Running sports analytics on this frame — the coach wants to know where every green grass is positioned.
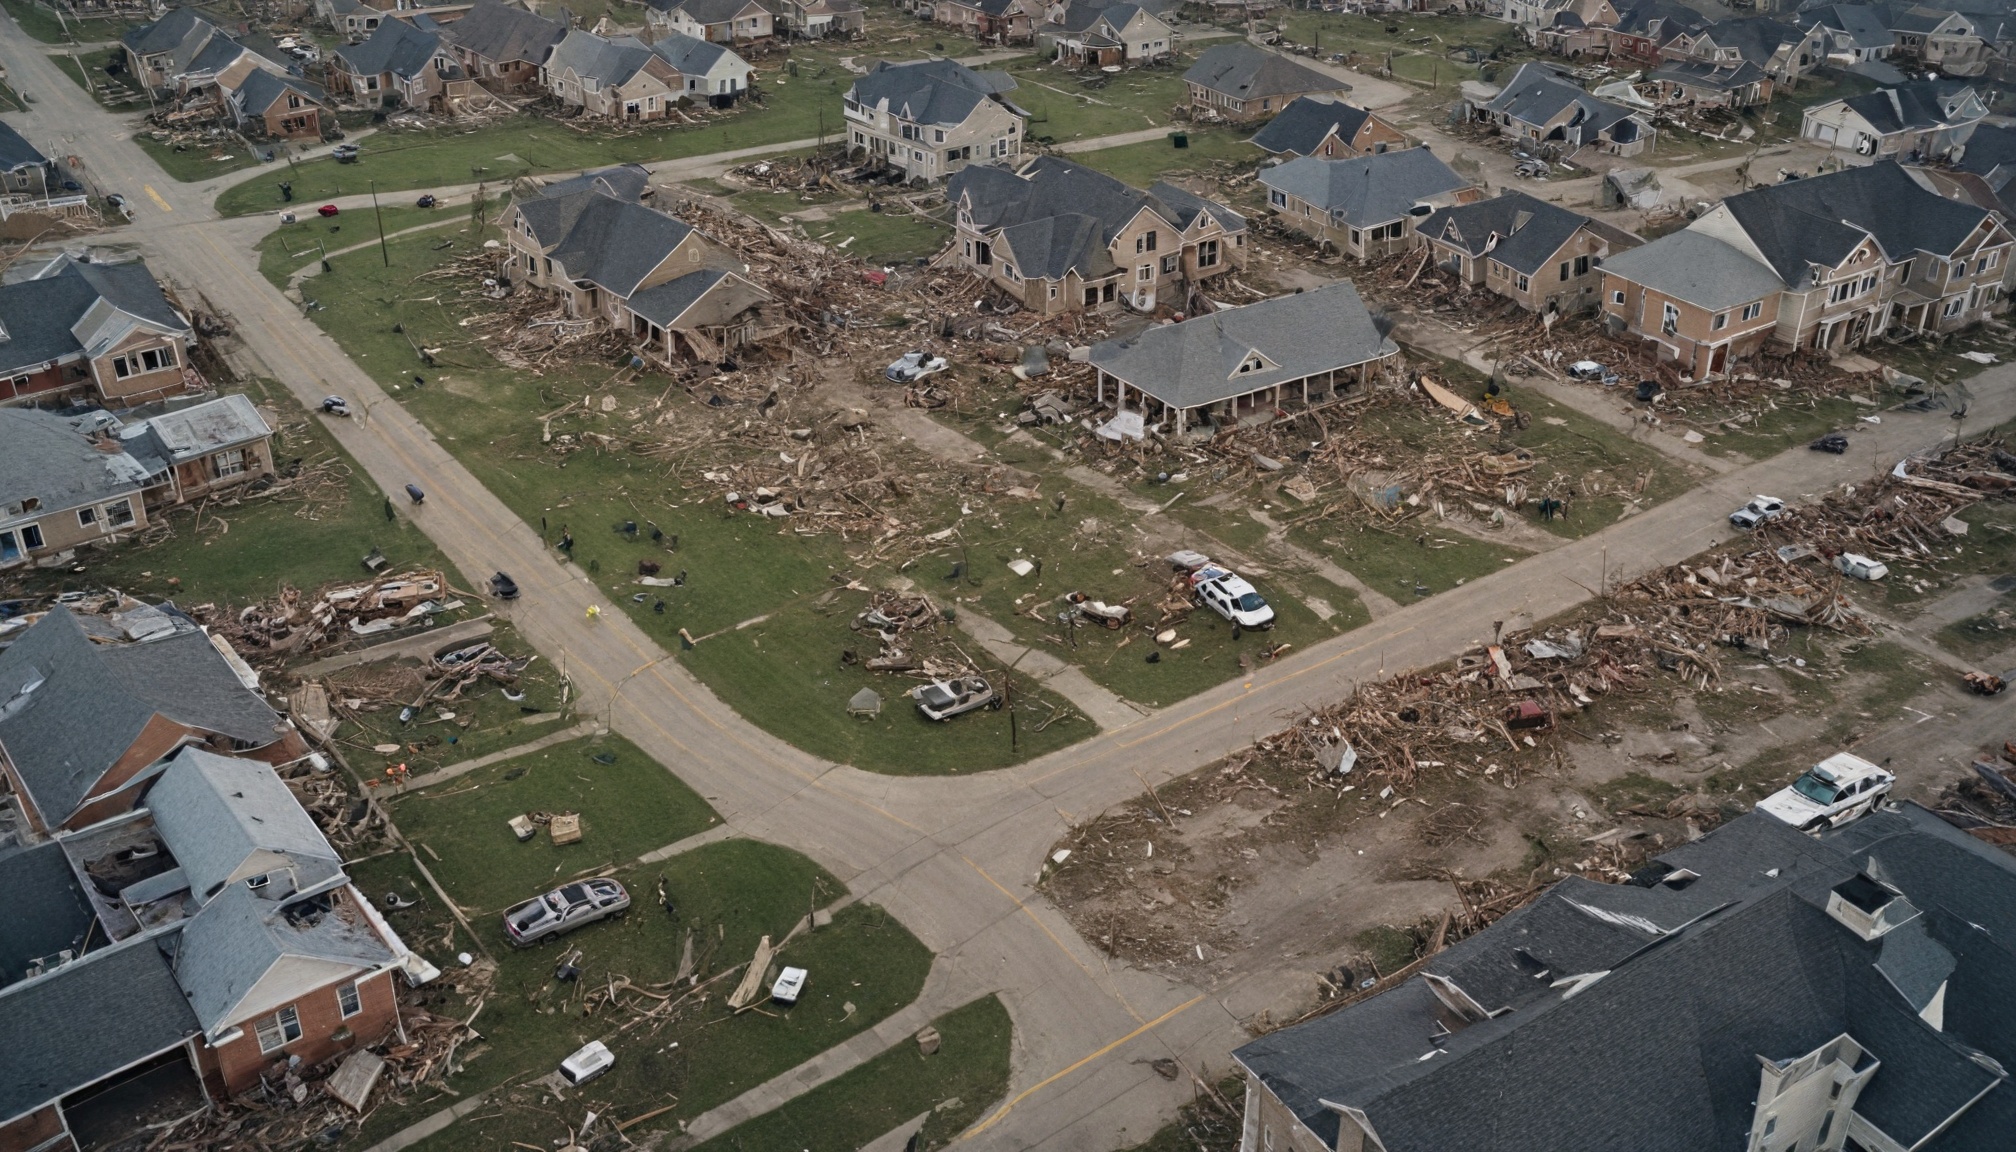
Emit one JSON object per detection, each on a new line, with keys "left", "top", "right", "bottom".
{"left": 692, "top": 995, "right": 1012, "bottom": 1152}
{"left": 1009, "top": 58, "right": 1187, "bottom": 143}
{"left": 1695, "top": 394, "right": 1869, "bottom": 460}
{"left": 1295, "top": 519, "right": 1526, "bottom": 600}
{"left": 349, "top": 839, "right": 931, "bottom": 1150}
{"left": 4, "top": 376, "right": 450, "bottom": 606}
{"left": 134, "top": 131, "right": 265, "bottom": 183}
{"left": 1273, "top": 12, "right": 1527, "bottom": 87}
{"left": 52, "top": 46, "right": 148, "bottom": 109}
{"left": 383, "top": 734, "right": 720, "bottom": 914}
{"left": 1935, "top": 598, "right": 2016, "bottom": 663}
{"left": 730, "top": 188, "right": 950, "bottom": 266}
{"left": 1068, "top": 128, "right": 1259, "bottom": 188}
{"left": 0, "top": 0, "right": 137, "bottom": 42}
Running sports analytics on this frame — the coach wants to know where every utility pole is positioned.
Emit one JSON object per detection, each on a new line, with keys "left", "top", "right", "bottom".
{"left": 370, "top": 179, "right": 388, "bottom": 267}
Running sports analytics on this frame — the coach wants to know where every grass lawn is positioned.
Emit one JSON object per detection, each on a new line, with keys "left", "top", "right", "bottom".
{"left": 692, "top": 995, "right": 1011, "bottom": 1152}
{"left": 1935, "top": 592, "right": 2016, "bottom": 663}
{"left": 385, "top": 733, "right": 720, "bottom": 914}
{"left": 53, "top": 46, "right": 149, "bottom": 110}
{"left": 1273, "top": 12, "right": 1527, "bottom": 87}
{"left": 134, "top": 130, "right": 265, "bottom": 183}
{"left": 348, "top": 839, "right": 931, "bottom": 1150}
{"left": 257, "top": 219, "right": 1090, "bottom": 773}
{"left": 1008, "top": 58, "right": 1187, "bottom": 144}
{"left": 1, "top": 375, "right": 451, "bottom": 607}
{"left": 1870, "top": 497, "right": 2016, "bottom": 613}
{"left": 1068, "top": 127, "right": 1259, "bottom": 188}
{"left": 0, "top": 0, "right": 137, "bottom": 42}
{"left": 729, "top": 187, "right": 950, "bottom": 266}
{"left": 1696, "top": 394, "right": 1870, "bottom": 460}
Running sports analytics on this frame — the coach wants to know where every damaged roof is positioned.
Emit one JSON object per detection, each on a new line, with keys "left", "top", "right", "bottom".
{"left": 121, "top": 394, "right": 272, "bottom": 465}
{"left": 1721, "top": 161, "right": 1995, "bottom": 279}
{"left": 442, "top": 0, "right": 565, "bottom": 65}
{"left": 1417, "top": 190, "right": 1637, "bottom": 275}
{"left": 1836, "top": 80, "right": 1981, "bottom": 135}
{"left": 626, "top": 267, "right": 770, "bottom": 328}
{"left": 1484, "top": 62, "right": 1643, "bottom": 140}
{"left": 0, "top": 255, "right": 187, "bottom": 378}
{"left": 335, "top": 17, "right": 444, "bottom": 80}
{"left": 1598, "top": 229, "right": 1785, "bottom": 307}
{"left": 545, "top": 29, "right": 663, "bottom": 86}
{"left": 146, "top": 748, "right": 345, "bottom": 908}
{"left": 514, "top": 188, "right": 710, "bottom": 299}
{"left": 1183, "top": 41, "right": 1343, "bottom": 103}
{"left": 0, "top": 407, "right": 151, "bottom": 522}
{"left": 1259, "top": 148, "right": 1470, "bottom": 226}
{"left": 172, "top": 878, "right": 392, "bottom": 1035}
{"left": 846, "top": 58, "right": 1018, "bottom": 127}
{"left": 233, "top": 68, "right": 326, "bottom": 114}
{"left": 1249, "top": 95, "right": 1384, "bottom": 156}
{"left": 1087, "top": 280, "right": 1396, "bottom": 411}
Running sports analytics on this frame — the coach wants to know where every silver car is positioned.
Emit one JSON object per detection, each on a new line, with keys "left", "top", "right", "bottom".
{"left": 911, "top": 676, "right": 1001, "bottom": 721}
{"left": 504, "top": 878, "right": 630, "bottom": 946}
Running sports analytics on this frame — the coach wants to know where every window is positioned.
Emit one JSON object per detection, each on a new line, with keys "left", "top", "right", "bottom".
{"left": 111, "top": 345, "right": 176, "bottom": 379}
{"left": 1084, "top": 286, "right": 1099, "bottom": 306}
{"left": 1137, "top": 264, "right": 1153, "bottom": 282}
{"left": 20, "top": 524, "right": 44, "bottom": 550}
{"left": 337, "top": 982, "right": 363, "bottom": 1019}
{"left": 1818, "top": 1111, "right": 1834, "bottom": 1144}
{"left": 77, "top": 506, "right": 98, "bottom": 528}
{"left": 1762, "top": 1117, "right": 1777, "bottom": 1139}
{"left": 1945, "top": 296, "right": 1965, "bottom": 317}
{"left": 1513, "top": 272, "right": 1530, "bottom": 291}
{"left": 1137, "top": 232, "right": 1157, "bottom": 254}
{"left": 1978, "top": 256, "right": 1991, "bottom": 275}
{"left": 1861, "top": 273, "right": 1876, "bottom": 294}
{"left": 934, "top": 128, "right": 945, "bottom": 143}
{"left": 963, "top": 240, "right": 972, "bottom": 259}
{"left": 1741, "top": 301, "right": 1763, "bottom": 321}
{"left": 1047, "top": 283, "right": 1058, "bottom": 300}
{"left": 1829, "top": 281, "right": 1855, "bottom": 304}
{"left": 214, "top": 449, "right": 246, "bottom": 478}
{"left": 1198, "top": 239, "right": 1219, "bottom": 269}
{"left": 1985, "top": 285, "right": 2001, "bottom": 304}
{"left": 1559, "top": 261, "right": 1571, "bottom": 282}
{"left": 1002, "top": 263, "right": 1017, "bottom": 281}
{"left": 1712, "top": 312, "right": 1728, "bottom": 330}
{"left": 105, "top": 499, "right": 134, "bottom": 528}
{"left": 1160, "top": 254, "right": 1178, "bottom": 275}
{"left": 1612, "top": 290, "right": 1626, "bottom": 305}
{"left": 1899, "top": 259, "right": 1913, "bottom": 282}
{"left": 525, "top": 254, "right": 536, "bottom": 272}
{"left": 255, "top": 1006, "right": 302, "bottom": 1054}
{"left": 1662, "top": 302, "right": 1679, "bottom": 335}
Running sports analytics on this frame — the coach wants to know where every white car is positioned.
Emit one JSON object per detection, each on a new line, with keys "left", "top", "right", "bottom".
{"left": 910, "top": 676, "right": 1000, "bottom": 721}
{"left": 771, "top": 966, "right": 808, "bottom": 1005}
{"left": 1756, "top": 752, "right": 1894, "bottom": 831}
{"left": 1189, "top": 564, "right": 1275, "bottom": 629}
{"left": 1729, "top": 495, "right": 1788, "bottom": 530}
{"left": 884, "top": 350, "right": 948, "bottom": 382}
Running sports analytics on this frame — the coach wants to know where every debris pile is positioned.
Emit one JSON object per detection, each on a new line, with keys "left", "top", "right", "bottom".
{"left": 204, "top": 570, "right": 455, "bottom": 664}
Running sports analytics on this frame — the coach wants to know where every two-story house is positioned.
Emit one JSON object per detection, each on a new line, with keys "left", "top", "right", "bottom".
{"left": 1801, "top": 4, "right": 1895, "bottom": 68}
{"left": 0, "top": 255, "right": 200, "bottom": 409}
{"left": 1608, "top": 0, "right": 1706, "bottom": 64}
{"left": 500, "top": 181, "right": 774, "bottom": 363}
{"left": 946, "top": 155, "right": 1246, "bottom": 314}
{"left": 1655, "top": 15, "right": 1826, "bottom": 102}
{"left": 842, "top": 59, "right": 1026, "bottom": 184}
{"left": 932, "top": 0, "right": 1044, "bottom": 43}
{"left": 440, "top": 0, "right": 565, "bottom": 91}
{"left": 1184, "top": 42, "right": 1354, "bottom": 121}
{"left": 1043, "top": 1, "right": 1175, "bottom": 68}
{"left": 1599, "top": 229, "right": 1784, "bottom": 377}
{"left": 1417, "top": 190, "right": 1642, "bottom": 315}
{"left": 230, "top": 70, "right": 328, "bottom": 139}
{"left": 645, "top": 0, "right": 774, "bottom": 43}
{"left": 331, "top": 17, "right": 462, "bottom": 109}
{"left": 541, "top": 30, "right": 684, "bottom": 119}
{"left": 1249, "top": 95, "right": 1406, "bottom": 159}
{"left": 654, "top": 33, "right": 754, "bottom": 107}
{"left": 1801, "top": 79, "right": 1985, "bottom": 160}
{"left": 766, "top": 0, "right": 866, "bottom": 38}
{"left": 1891, "top": 5, "right": 1990, "bottom": 75}
{"left": 1476, "top": 62, "right": 1653, "bottom": 155}
{"left": 1261, "top": 147, "right": 1479, "bottom": 260}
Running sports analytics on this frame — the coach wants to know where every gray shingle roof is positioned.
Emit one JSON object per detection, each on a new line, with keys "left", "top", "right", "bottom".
{"left": 0, "top": 842, "right": 99, "bottom": 990}
{"left": 1702, "top": 15, "right": 1806, "bottom": 66}
{"left": 1086, "top": 280, "right": 1396, "bottom": 411}
{"left": 651, "top": 31, "right": 744, "bottom": 77}
{"left": 1417, "top": 190, "right": 1630, "bottom": 276}
{"left": 949, "top": 156, "right": 1244, "bottom": 282}
{"left": 336, "top": 17, "right": 442, "bottom": 81}
{"left": 0, "top": 121, "right": 45, "bottom": 173}
{"left": 1614, "top": 0, "right": 1705, "bottom": 38}
{"left": 536, "top": 164, "right": 652, "bottom": 202}
{"left": 659, "top": 0, "right": 764, "bottom": 21}
{"left": 546, "top": 29, "right": 661, "bottom": 87}
{"left": 1183, "top": 42, "right": 1342, "bottom": 103}
{"left": 1259, "top": 148, "right": 1469, "bottom": 227}
{"left": 121, "top": 8, "right": 218, "bottom": 56}
{"left": 173, "top": 879, "right": 392, "bottom": 1033}
{"left": 523, "top": 191, "right": 699, "bottom": 298}
{"left": 0, "top": 407, "right": 150, "bottom": 525}
{"left": 1236, "top": 806, "right": 2016, "bottom": 1151}
{"left": 146, "top": 748, "right": 344, "bottom": 907}
{"left": 122, "top": 394, "right": 272, "bottom": 466}
{"left": 1891, "top": 4, "right": 1965, "bottom": 35}
{"left": 1484, "top": 62, "right": 1643, "bottom": 142}
{"left": 1804, "top": 3, "right": 1894, "bottom": 49}
{"left": 233, "top": 67, "right": 325, "bottom": 115}
{"left": 1650, "top": 56, "right": 1770, "bottom": 90}
{"left": 846, "top": 58, "right": 1018, "bottom": 128}
{"left": 625, "top": 267, "right": 769, "bottom": 327}
{"left": 1249, "top": 95, "right": 1379, "bottom": 156}
{"left": 0, "top": 937, "right": 197, "bottom": 1125}
{"left": 0, "top": 255, "right": 187, "bottom": 378}
{"left": 442, "top": 0, "right": 565, "bottom": 66}
{"left": 1598, "top": 229, "right": 1784, "bottom": 307}
{"left": 1956, "top": 122, "right": 2016, "bottom": 176}
{"left": 1721, "top": 161, "right": 1994, "bottom": 280}
{"left": 1838, "top": 79, "right": 1979, "bottom": 135}
{"left": 0, "top": 607, "right": 288, "bottom": 828}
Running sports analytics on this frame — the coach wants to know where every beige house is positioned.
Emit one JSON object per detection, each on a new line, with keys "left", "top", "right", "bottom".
{"left": 1260, "top": 148, "right": 1478, "bottom": 260}
{"left": 1249, "top": 95, "right": 1407, "bottom": 159}
{"left": 1183, "top": 42, "right": 1353, "bottom": 121}
{"left": 441, "top": 0, "right": 565, "bottom": 91}
{"left": 1599, "top": 230, "right": 1784, "bottom": 376}
{"left": 946, "top": 156, "right": 1246, "bottom": 315}
{"left": 1417, "top": 190, "right": 1641, "bottom": 315}
{"left": 644, "top": 0, "right": 774, "bottom": 43}
{"left": 1045, "top": 1, "right": 1176, "bottom": 68}
{"left": 541, "top": 30, "right": 684, "bottom": 120}
{"left": 0, "top": 255, "right": 201, "bottom": 410}
{"left": 843, "top": 59, "right": 1027, "bottom": 183}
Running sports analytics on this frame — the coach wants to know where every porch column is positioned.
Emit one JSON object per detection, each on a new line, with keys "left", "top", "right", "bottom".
{"left": 1097, "top": 370, "right": 1105, "bottom": 404}
{"left": 1176, "top": 406, "right": 1186, "bottom": 435}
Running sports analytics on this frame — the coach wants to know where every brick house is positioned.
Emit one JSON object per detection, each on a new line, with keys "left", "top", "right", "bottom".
{"left": 1183, "top": 42, "right": 1353, "bottom": 122}
{"left": 1249, "top": 95, "right": 1406, "bottom": 159}
{"left": 230, "top": 70, "right": 328, "bottom": 140}
{"left": 842, "top": 59, "right": 1027, "bottom": 184}
{"left": 0, "top": 255, "right": 201, "bottom": 410}
{"left": 1260, "top": 147, "right": 1479, "bottom": 260}
{"left": 330, "top": 17, "right": 462, "bottom": 109}
{"left": 0, "top": 745, "right": 431, "bottom": 1152}
{"left": 1417, "top": 190, "right": 1642, "bottom": 315}
{"left": 440, "top": 0, "right": 565, "bottom": 92}
{"left": 945, "top": 155, "right": 1246, "bottom": 315}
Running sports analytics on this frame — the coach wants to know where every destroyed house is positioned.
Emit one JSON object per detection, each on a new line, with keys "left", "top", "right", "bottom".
{"left": 842, "top": 59, "right": 1025, "bottom": 184}
{"left": 540, "top": 30, "right": 683, "bottom": 119}
{"left": 1043, "top": 2, "right": 1175, "bottom": 68}
{"left": 0, "top": 254, "right": 200, "bottom": 408}
{"left": 230, "top": 69, "right": 327, "bottom": 140}
{"left": 1260, "top": 147, "right": 1478, "bottom": 261}
{"left": 0, "top": 748, "right": 428, "bottom": 1152}
{"left": 0, "top": 605, "right": 303, "bottom": 833}
{"left": 1478, "top": 62, "right": 1652, "bottom": 156}
{"left": 0, "top": 121, "right": 52, "bottom": 199}
{"left": 1889, "top": 5, "right": 1988, "bottom": 73}
{"left": 644, "top": 0, "right": 775, "bottom": 44}
{"left": 501, "top": 186, "right": 774, "bottom": 363}
{"left": 1607, "top": 0, "right": 1706, "bottom": 63}
{"left": 1802, "top": 4, "right": 1895, "bottom": 66}
{"left": 1417, "top": 190, "right": 1641, "bottom": 315}
{"left": 1646, "top": 54, "right": 1773, "bottom": 107}
{"left": 946, "top": 155, "right": 1246, "bottom": 315}
{"left": 440, "top": 0, "right": 565, "bottom": 90}
{"left": 764, "top": 0, "right": 866, "bottom": 39}
{"left": 1236, "top": 806, "right": 2016, "bottom": 1152}
{"left": 331, "top": 17, "right": 461, "bottom": 109}
{"left": 1248, "top": 95, "right": 1405, "bottom": 159}
{"left": 120, "top": 8, "right": 289, "bottom": 100}
{"left": 1801, "top": 79, "right": 1985, "bottom": 160}
{"left": 1662, "top": 16, "right": 1829, "bottom": 83}
{"left": 1183, "top": 42, "right": 1352, "bottom": 122}
{"left": 1085, "top": 280, "right": 1398, "bottom": 435}
{"left": 930, "top": 0, "right": 1043, "bottom": 44}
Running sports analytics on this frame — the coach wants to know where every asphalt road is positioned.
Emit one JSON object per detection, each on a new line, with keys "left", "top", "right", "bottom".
{"left": 5, "top": 23, "right": 2013, "bottom": 1148}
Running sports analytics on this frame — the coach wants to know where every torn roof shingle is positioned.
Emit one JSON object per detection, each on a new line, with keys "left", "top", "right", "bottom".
{"left": 1598, "top": 228, "right": 1784, "bottom": 307}
{"left": 1650, "top": 56, "right": 1771, "bottom": 90}
{"left": 145, "top": 748, "right": 344, "bottom": 907}
{"left": 1484, "top": 63, "right": 1644, "bottom": 140}
{"left": 1836, "top": 79, "right": 1981, "bottom": 135}
{"left": 625, "top": 267, "right": 769, "bottom": 327}
{"left": 1258, "top": 148, "right": 1470, "bottom": 226}
{"left": 1417, "top": 189, "right": 1635, "bottom": 275}
{"left": 1249, "top": 95, "right": 1381, "bottom": 156}
{"left": 172, "top": 879, "right": 391, "bottom": 1034}
{"left": 846, "top": 58, "right": 1018, "bottom": 127}
{"left": 1182, "top": 41, "right": 1344, "bottom": 103}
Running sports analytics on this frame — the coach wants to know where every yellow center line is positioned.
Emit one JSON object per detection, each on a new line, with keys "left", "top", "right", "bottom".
{"left": 963, "top": 854, "right": 1141, "bottom": 1022}
{"left": 143, "top": 185, "right": 171, "bottom": 212}
{"left": 963, "top": 993, "right": 1206, "bottom": 1139}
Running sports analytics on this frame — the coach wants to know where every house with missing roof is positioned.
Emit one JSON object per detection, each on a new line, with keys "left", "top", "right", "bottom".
{"left": 540, "top": 30, "right": 683, "bottom": 119}
{"left": 1085, "top": 281, "right": 1398, "bottom": 434}
{"left": 1185, "top": 43, "right": 1352, "bottom": 122}
{"left": 1418, "top": 190, "right": 1642, "bottom": 315}
{"left": 330, "top": 17, "right": 463, "bottom": 109}
{"left": 1249, "top": 95, "right": 1406, "bottom": 159}
{"left": 119, "top": 8, "right": 312, "bottom": 124}
{"left": 1235, "top": 804, "right": 2016, "bottom": 1152}
{"left": 842, "top": 59, "right": 1026, "bottom": 183}
{"left": 945, "top": 156, "right": 1246, "bottom": 315}
{"left": 644, "top": 0, "right": 775, "bottom": 44}
{"left": 500, "top": 180, "right": 775, "bottom": 363}
{"left": 930, "top": 0, "right": 1044, "bottom": 44}
{"left": 1475, "top": 62, "right": 1652, "bottom": 156}
{"left": 0, "top": 254, "right": 201, "bottom": 410}
{"left": 1659, "top": 16, "right": 1830, "bottom": 89}
{"left": 1890, "top": 5, "right": 1990, "bottom": 75}
{"left": 1802, "top": 4, "right": 1896, "bottom": 67}
{"left": 765, "top": 0, "right": 866, "bottom": 39}
{"left": 1800, "top": 79, "right": 1985, "bottom": 160}
{"left": 1042, "top": 2, "right": 1176, "bottom": 68}
{"left": 0, "top": 742, "right": 431, "bottom": 1152}
{"left": 1260, "top": 147, "right": 1479, "bottom": 261}
{"left": 440, "top": 0, "right": 565, "bottom": 91}
{"left": 0, "top": 396, "right": 273, "bottom": 577}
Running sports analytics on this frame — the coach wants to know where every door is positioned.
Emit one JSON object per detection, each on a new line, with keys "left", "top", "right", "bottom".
{"left": 0, "top": 530, "right": 17, "bottom": 563}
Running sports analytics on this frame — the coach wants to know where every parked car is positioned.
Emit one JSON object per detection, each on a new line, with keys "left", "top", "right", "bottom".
{"left": 1810, "top": 433, "right": 1849, "bottom": 454}
{"left": 885, "top": 350, "right": 948, "bottom": 382}
{"left": 503, "top": 878, "right": 630, "bottom": 946}
{"left": 559, "top": 1040, "right": 614, "bottom": 1085}
{"left": 771, "top": 966, "right": 809, "bottom": 1005}
{"left": 1729, "top": 495, "right": 1787, "bottom": 530}
{"left": 316, "top": 204, "right": 340, "bottom": 218}
{"left": 1188, "top": 563, "right": 1275, "bottom": 629}
{"left": 911, "top": 675, "right": 1000, "bottom": 721}
{"left": 1755, "top": 752, "right": 1894, "bottom": 831}
{"left": 1834, "top": 553, "right": 1888, "bottom": 581}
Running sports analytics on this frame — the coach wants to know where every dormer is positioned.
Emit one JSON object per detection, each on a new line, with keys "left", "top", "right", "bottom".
{"left": 1825, "top": 872, "right": 1918, "bottom": 942}
{"left": 1231, "top": 349, "right": 1276, "bottom": 377}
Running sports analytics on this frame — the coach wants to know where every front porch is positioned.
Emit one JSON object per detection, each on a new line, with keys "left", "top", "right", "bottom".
{"left": 1094, "top": 355, "right": 1394, "bottom": 436}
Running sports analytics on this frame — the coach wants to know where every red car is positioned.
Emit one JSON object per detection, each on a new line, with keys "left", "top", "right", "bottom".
{"left": 316, "top": 204, "right": 339, "bottom": 218}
